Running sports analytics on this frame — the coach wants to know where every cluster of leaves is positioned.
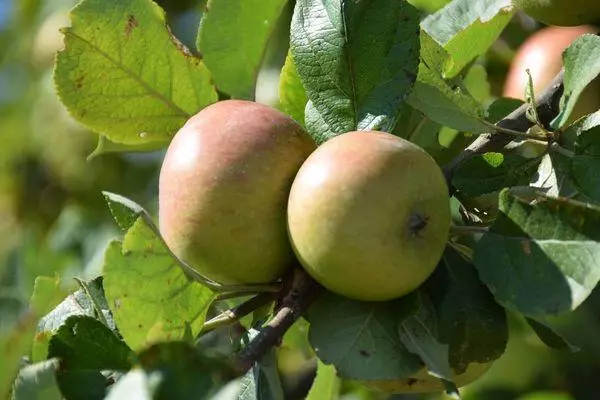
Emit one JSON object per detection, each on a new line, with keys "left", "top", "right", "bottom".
{"left": 4, "top": 0, "right": 600, "bottom": 398}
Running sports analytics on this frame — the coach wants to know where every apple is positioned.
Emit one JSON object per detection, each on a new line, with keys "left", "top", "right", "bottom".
{"left": 512, "top": 0, "right": 600, "bottom": 26}
{"left": 287, "top": 131, "right": 451, "bottom": 302}
{"left": 159, "top": 100, "right": 316, "bottom": 285}
{"left": 362, "top": 361, "right": 492, "bottom": 393}
{"left": 504, "top": 25, "right": 600, "bottom": 122}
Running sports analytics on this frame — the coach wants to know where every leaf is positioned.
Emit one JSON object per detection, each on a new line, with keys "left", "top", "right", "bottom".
{"left": 278, "top": 51, "right": 307, "bottom": 127}
{"left": 421, "top": 0, "right": 514, "bottom": 78}
{"left": 570, "top": 111, "right": 600, "bottom": 202}
{"left": 307, "top": 291, "right": 422, "bottom": 380}
{"left": 306, "top": 360, "right": 341, "bottom": 400}
{"left": 530, "top": 153, "right": 582, "bottom": 200}
{"left": 453, "top": 152, "right": 541, "bottom": 196}
{"left": 425, "top": 247, "right": 508, "bottom": 374}
{"left": 397, "top": 292, "right": 454, "bottom": 386}
{"left": 54, "top": 0, "right": 217, "bottom": 146}
{"left": 11, "top": 359, "right": 62, "bottom": 400}
{"left": 103, "top": 216, "right": 216, "bottom": 351}
{"left": 235, "top": 349, "right": 284, "bottom": 400}
{"left": 103, "top": 191, "right": 147, "bottom": 232}
{"left": 136, "top": 342, "right": 235, "bottom": 399}
{"left": 290, "top": 0, "right": 420, "bottom": 143}
{"left": 88, "top": 135, "right": 166, "bottom": 160}
{"left": 406, "top": 63, "right": 490, "bottom": 133}
{"left": 105, "top": 369, "right": 153, "bottom": 400}
{"left": 47, "top": 316, "right": 134, "bottom": 400}
{"left": 525, "top": 318, "right": 579, "bottom": 352}
{"left": 551, "top": 35, "right": 600, "bottom": 129}
{"left": 197, "top": 0, "right": 287, "bottom": 99}
{"left": 474, "top": 188, "right": 600, "bottom": 317}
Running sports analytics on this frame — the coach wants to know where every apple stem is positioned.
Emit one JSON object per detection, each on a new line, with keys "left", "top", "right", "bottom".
{"left": 200, "top": 292, "right": 277, "bottom": 334}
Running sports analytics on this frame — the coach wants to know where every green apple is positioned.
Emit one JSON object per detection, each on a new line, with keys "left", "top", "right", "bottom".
{"left": 512, "top": 0, "right": 600, "bottom": 26}
{"left": 362, "top": 361, "right": 492, "bottom": 393}
{"left": 287, "top": 131, "right": 451, "bottom": 302}
{"left": 159, "top": 100, "right": 316, "bottom": 285}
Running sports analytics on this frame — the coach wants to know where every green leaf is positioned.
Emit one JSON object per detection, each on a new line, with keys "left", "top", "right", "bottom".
{"left": 103, "top": 217, "right": 216, "bottom": 351}
{"left": 474, "top": 188, "right": 600, "bottom": 317}
{"left": 407, "top": 63, "right": 490, "bottom": 133}
{"left": 306, "top": 360, "right": 341, "bottom": 400}
{"left": 570, "top": 111, "right": 600, "bottom": 202}
{"left": 236, "top": 350, "right": 285, "bottom": 400}
{"left": 102, "top": 191, "right": 147, "bottom": 232}
{"left": 525, "top": 318, "right": 579, "bottom": 352}
{"left": 425, "top": 248, "right": 508, "bottom": 373}
{"left": 136, "top": 342, "right": 235, "bottom": 399}
{"left": 48, "top": 316, "right": 135, "bottom": 400}
{"left": 290, "top": 0, "right": 420, "bottom": 143}
{"left": 278, "top": 51, "right": 307, "bottom": 127}
{"left": 551, "top": 35, "right": 600, "bottom": 129}
{"left": 421, "top": 0, "right": 514, "bottom": 78}
{"left": 397, "top": 292, "right": 454, "bottom": 387}
{"left": 88, "top": 135, "right": 166, "bottom": 160}
{"left": 11, "top": 359, "right": 62, "bottom": 400}
{"left": 197, "top": 0, "right": 287, "bottom": 99}
{"left": 453, "top": 152, "right": 541, "bottom": 196}
{"left": 307, "top": 291, "right": 422, "bottom": 380}
{"left": 54, "top": 0, "right": 217, "bottom": 146}
{"left": 463, "top": 64, "right": 491, "bottom": 105}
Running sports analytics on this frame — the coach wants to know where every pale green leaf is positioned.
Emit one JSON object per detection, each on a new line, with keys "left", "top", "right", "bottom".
{"left": 55, "top": 0, "right": 217, "bottom": 146}
{"left": 306, "top": 360, "right": 340, "bottom": 400}
{"left": 278, "top": 52, "right": 307, "bottom": 127}
{"left": 103, "top": 218, "right": 216, "bottom": 351}
{"left": 197, "top": 0, "right": 287, "bottom": 100}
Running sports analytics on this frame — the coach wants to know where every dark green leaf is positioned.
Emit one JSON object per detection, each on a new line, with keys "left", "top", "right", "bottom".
{"left": 236, "top": 349, "right": 284, "bottom": 400}
{"left": 197, "top": 0, "right": 287, "bottom": 99}
{"left": 525, "top": 318, "right": 579, "bottom": 352}
{"left": 551, "top": 35, "right": 600, "bottom": 129}
{"left": 397, "top": 292, "right": 453, "bottom": 384}
{"left": 307, "top": 291, "right": 421, "bottom": 380}
{"left": 134, "top": 342, "right": 237, "bottom": 400}
{"left": 55, "top": 0, "right": 217, "bottom": 146}
{"left": 474, "top": 189, "right": 600, "bottom": 317}
{"left": 453, "top": 152, "right": 541, "bottom": 196}
{"left": 290, "top": 0, "right": 420, "bottom": 143}
{"left": 421, "top": 0, "right": 514, "bottom": 78}
{"left": 48, "top": 316, "right": 135, "bottom": 400}
{"left": 102, "top": 191, "right": 146, "bottom": 232}
{"left": 486, "top": 97, "right": 523, "bottom": 123}
{"left": 425, "top": 248, "right": 508, "bottom": 373}
{"left": 570, "top": 111, "right": 600, "bottom": 202}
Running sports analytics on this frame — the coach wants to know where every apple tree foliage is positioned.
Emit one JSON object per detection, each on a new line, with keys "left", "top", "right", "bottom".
{"left": 4, "top": 0, "right": 600, "bottom": 398}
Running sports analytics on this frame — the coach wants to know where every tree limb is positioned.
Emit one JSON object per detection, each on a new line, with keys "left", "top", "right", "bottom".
{"left": 443, "top": 69, "right": 565, "bottom": 193}
{"left": 231, "top": 268, "right": 322, "bottom": 373}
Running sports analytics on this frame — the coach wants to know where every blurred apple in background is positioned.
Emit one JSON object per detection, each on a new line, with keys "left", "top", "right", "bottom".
{"left": 503, "top": 25, "right": 600, "bottom": 121}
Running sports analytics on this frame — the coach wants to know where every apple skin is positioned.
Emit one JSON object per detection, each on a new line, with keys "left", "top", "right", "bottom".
{"left": 159, "top": 100, "right": 316, "bottom": 284}
{"left": 512, "top": 0, "right": 600, "bottom": 26}
{"left": 362, "top": 361, "right": 492, "bottom": 393}
{"left": 503, "top": 25, "right": 600, "bottom": 122}
{"left": 287, "top": 131, "right": 451, "bottom": 302}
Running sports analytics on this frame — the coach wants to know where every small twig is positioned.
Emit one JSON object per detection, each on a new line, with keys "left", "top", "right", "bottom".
{"left": 549, "top": 142, "right": 575, "bottom": 158}
{"left": 450, "top": 225, "right": 490, "bottom": 236}
{"left": 443, "top": 70, "right": 565, "bottom": 191}
{"left": 201, "top": 292, "right": 276, "bottom": 334}
{"left": 231, "top": 269, "right": 322, "bottom": 373}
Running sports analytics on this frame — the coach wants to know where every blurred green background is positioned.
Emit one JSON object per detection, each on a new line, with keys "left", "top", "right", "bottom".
{"left": 1, "top": 0, "right": 599, "bottom": 399}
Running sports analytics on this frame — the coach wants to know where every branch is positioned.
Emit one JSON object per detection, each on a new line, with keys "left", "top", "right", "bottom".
{"left": 201, "top": 292, "right": 277, "bottom": 333}
{"left": 443, "top": 69, "right": 565, "bottom": 193}
{"left": 230, "top": 268, "right": 322, "bottom": 373}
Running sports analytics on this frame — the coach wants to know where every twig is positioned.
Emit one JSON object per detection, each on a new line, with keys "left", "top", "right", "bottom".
{"left": 201, "top": 292, "right": 277, "bottom": 334}
{"left": 230, "top": 269, "right": 322, "bottom": 373}
{"left": 443, "top": 70, "right": 565, "bottom": 192}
